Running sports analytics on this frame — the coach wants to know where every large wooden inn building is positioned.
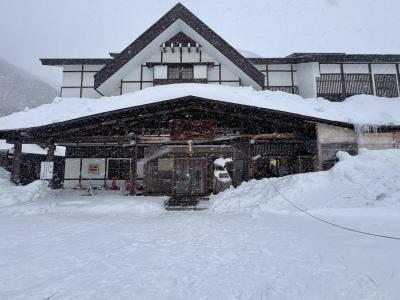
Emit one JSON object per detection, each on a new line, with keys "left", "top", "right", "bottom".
{"left": 1, "top": 3, "right": 399, "bottom": 199}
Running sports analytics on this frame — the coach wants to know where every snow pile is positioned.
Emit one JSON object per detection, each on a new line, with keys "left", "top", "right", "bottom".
{"left": 210, "top": 149, "right": 400, "bottom": 213}
{"left": 0, "top": 169, "right": 49, "bottom": 208}
{"left": 213, "top": 157, "right": 233, "bottom": 167}
{"left": 0, "top": 84, "right": 400, "bottom": 130}
{"left": 0, "top": 139, "right": 65, "bottom": 156}
{"left": 0, "top": 170, "right": 166, "bottom": 216}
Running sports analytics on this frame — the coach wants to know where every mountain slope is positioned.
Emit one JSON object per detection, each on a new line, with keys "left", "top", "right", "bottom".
{"left": 0, "top": 58, "right": 57, "bottom": 117}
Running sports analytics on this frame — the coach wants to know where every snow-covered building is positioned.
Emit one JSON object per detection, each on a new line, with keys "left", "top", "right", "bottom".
{"left": 41, "top": 4, "right": 400, "bottom": 101}
{"left": 1, "top": 3, "right": 400, "bottom": 200}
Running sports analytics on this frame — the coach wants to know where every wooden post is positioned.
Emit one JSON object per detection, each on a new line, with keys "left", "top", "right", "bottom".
{"left": 129, "top": 136, "right": 137, "bottom": 196}
{"left": 10, "top": 141, "right": 22, "bottom": 185}
{"left": 46, "top": 144, "right": 56, "bottom": 188}
{"left": 368, "top": 63, "right": 374, "bottom": 95}
{"left": 340, "top": 63, "right": 346, "bottom": 99}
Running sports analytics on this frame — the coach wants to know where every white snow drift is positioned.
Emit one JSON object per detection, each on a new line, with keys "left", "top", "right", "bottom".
{"left": 210, "top": 148, "right": 400, "bottom": 213}
{"left": 0, "top": 84, "right": 400, "bottom": 130}
{"left": 1, "top": 150, "right": 400, "bottom": 299}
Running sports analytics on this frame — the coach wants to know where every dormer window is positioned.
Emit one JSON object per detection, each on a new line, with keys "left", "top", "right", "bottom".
{"left": 168, "top": 65, "right": 194, "bottom": 80}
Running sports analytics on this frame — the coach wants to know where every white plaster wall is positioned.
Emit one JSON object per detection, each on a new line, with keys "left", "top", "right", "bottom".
{"left": 141, "top": 82, "right": 154, "bottom": 89}
{"left": 182, "top": 48, "right": 201, "bottom": 62}
{"left": 61, "top": 88, "right": 80, "bottom": 97}
{"left": 193, "top": 65, "right": 207, "bottom": 79}
{"left": 162, "top": 49, "right": 181, "bottom": 63}
{"left": 221, "top": 65, "right": 239, "bottom": 81}
{"left": 371, "top": 64, "right": 397, "bottom": 74}
{"left": 64, "top": 158, "right": 81, "bottom": 179}
{"left": 154, "top": 65, "right": 168, "bottom": 79}
{"left": 142, "top": 67, "right": 154, "bottom": 81}
{"left": 82, "top": 73, "right": 95, "bottom": 86}
{"left": 81, "top": 88, "right": 101, "bottom": 98}
{"left": 63, "top": 157, "right": 144, "bottom": 189}
{"left": 123, "top": 68, "right": 142, "bottom": 81}
{"left": 122, "top": 83, "right": 141, "bottom": 94}
{"left": 343, "top": 64, "right": 368, "bottom": 73}
{"left": 207, "top": 66, "right": 219, "bottom": 81}
{"left": 62, "top": 72, "right": 81, "bottom": 87}
{"left": 296, "top": 62, "right": 320, "bottom": 98}
{"left": 357, "top": 132, "right": 399, "bottom": 149}
{"left": 268, "top": 72, "right": 292, "bottom": 86}
{"left": 317, "top": 124, "right": 400, "bottom": 151}
{"left": 317, "top": 123, "right": 357, "bottom": 144}
{"left": 148, "top": 52, "right": 162, "bottom": 62}
{"left": 268, "top": 64, "right": 292, "bottom": 71}
{"left": 320, "top": 64, "right": 341, "bottom": 74}
{"left": 200, "top": 51, "right": 218, "bottom": 63}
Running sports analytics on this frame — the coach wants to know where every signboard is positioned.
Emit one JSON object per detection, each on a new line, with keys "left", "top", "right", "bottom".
{"left": 40, "top": 161, "right": 54, "bottom": 180}
{"left": 170, "top": 119, "right": 216, "bottom": 140}
{"left": 88, "top": 164, "right": 100, "bottom": 174}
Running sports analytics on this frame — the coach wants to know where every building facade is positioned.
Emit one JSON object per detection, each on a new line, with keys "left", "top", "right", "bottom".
{"left": 1, "top": 3, "right": 400, "bottom": 201}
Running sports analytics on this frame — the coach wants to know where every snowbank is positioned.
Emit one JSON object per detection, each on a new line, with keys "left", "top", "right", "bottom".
{"left": 0, "top": 168, "right": 166, "bottom": 216}
{"left": 0, "top": 169, "right": 49, "bottom": 208}
{"left": 0, "top": 84, "right": 399, "bottom": 130}
{"left": 210, "top": 149, "right": 400, "bottom": 213}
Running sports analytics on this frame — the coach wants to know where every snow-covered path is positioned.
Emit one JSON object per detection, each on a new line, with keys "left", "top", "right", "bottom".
{"left": 0, "top": 194, "right": 399, "bottom": 300}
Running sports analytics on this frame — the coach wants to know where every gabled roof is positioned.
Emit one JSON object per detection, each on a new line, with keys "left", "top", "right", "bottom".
{"left": 93, "top": 3, "right": 265, "bottom": 89}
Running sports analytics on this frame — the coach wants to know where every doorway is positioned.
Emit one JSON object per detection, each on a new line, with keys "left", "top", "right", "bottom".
{"left": 174, "top": 158, "right": 206, "bottom": 195}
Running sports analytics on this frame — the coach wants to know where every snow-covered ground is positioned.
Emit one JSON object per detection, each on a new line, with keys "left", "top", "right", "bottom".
{"left": 1, "top": 150, "right": 400, "bottom": 299}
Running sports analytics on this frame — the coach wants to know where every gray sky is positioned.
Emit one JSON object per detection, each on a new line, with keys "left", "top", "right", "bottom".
{"left": 1, "top": 0, "right": 399, "bottom": 88}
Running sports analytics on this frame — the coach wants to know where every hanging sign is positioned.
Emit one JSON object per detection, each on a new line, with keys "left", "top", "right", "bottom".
{"left": 40, "top": 161, "right": 54, "bottom": 180}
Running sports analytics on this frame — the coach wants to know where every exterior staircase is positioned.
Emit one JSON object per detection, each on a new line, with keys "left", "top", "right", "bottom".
{"left": 165, "top": 196, "right": 209, "bottom": 210}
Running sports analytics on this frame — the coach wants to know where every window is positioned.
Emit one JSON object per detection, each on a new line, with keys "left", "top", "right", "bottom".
{"left": 317, "top": 73, "right": 373, "bottom": 101}
{"left": 107, "top": 159, "right": 130, "bottom": 180}
{"left": 374, "top": 74, "right": 399, "bottom": 97}
{"left": 168, "top": 65, "right": 193, "bottom": 80}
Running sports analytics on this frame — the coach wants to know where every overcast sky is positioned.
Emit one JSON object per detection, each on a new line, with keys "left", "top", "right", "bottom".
{"left": 1, "top": 0, "right": 399, "bottom": 88}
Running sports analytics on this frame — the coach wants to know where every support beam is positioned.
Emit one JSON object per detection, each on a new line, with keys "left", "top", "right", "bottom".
{"left": 46, "top": 144, "right": 56, "bottom": 189}
{"left": 129, "top": 135, "right": 137, "bottom": 196}
{"left": 10, "top": 142, "right": 22, "bottom": 185}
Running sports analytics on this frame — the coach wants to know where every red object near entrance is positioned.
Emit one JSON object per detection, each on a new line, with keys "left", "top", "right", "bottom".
{"left": 125, "top": 180, "right": 132, "bottom": 191}
{"left": 111, "top": 179, "right": 118, "bottom": 190}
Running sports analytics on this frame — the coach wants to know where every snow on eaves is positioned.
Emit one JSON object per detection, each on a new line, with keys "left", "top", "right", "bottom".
{"left": 0, "top": 140, "right": 65, "bottom": 156}
{"left": 0, "top": 83, "right": 399, "bottom": 131}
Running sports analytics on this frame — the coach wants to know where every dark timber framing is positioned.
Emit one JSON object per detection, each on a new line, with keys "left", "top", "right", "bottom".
{"left": 93, "top": 3, "right": 264, "bottom": 89}
{"left": 0, "top": 96, "right": 361, "bottom": 145}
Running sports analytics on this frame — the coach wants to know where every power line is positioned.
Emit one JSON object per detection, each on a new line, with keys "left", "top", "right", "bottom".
{"left": 267, "top": 179, "right": 400, "bottom": 241}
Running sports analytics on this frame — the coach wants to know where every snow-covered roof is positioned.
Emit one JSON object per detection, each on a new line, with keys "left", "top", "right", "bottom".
{"left": 0, "top": 140, "right": 65, "bottom": 156}
{"left": 0, "top": 84, "right": 399, "bottom": 131}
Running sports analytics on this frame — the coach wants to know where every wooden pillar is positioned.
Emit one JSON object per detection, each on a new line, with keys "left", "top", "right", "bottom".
{"left": 46, "top": 144, "right": 56, "bottom": 162}
{"left": 340, "top": 63, "right": 346, "bottom": 99}
{"left": 10, "top": 141, "right": 22, "bottom": 185}
{"left": 129, "top": 137, "right": 137, "bottom": 196}
{"left": 368, "top": 63, "right": 374, "bottom": 95}
{"left": 396, "top": 64, "right": 400, "bottom": 96}
{"left": 46, "top": 144, "right": 56, "bottom": 188}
